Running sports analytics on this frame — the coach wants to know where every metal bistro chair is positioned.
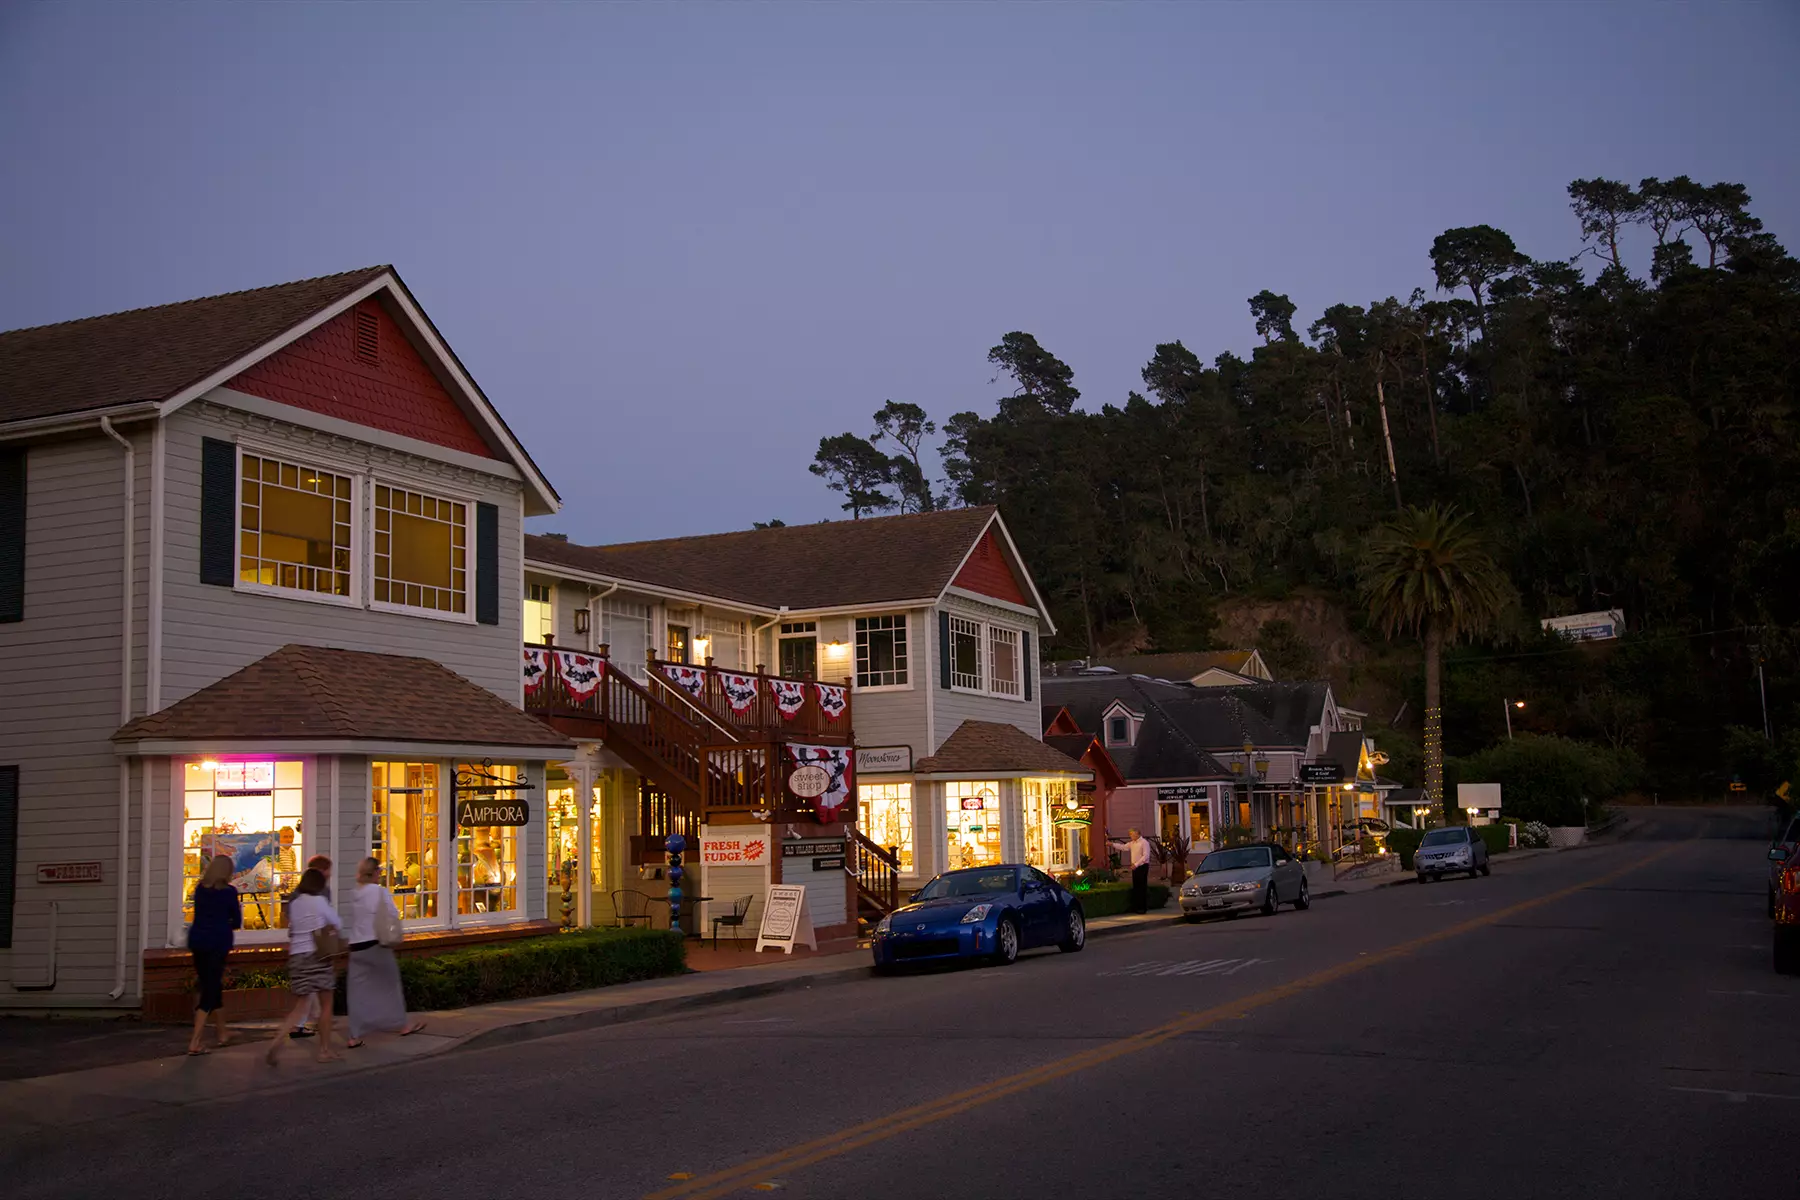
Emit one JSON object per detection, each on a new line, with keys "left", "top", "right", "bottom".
{"left": 711, "top": 894, "right": 754, "bottom": 949}
{"left": 612, "top": 889, "right": 653, "bottom": 929}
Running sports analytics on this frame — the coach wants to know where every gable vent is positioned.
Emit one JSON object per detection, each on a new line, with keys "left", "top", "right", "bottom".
{"left": 353, "top": 307, "right": 380, "bottom": 365}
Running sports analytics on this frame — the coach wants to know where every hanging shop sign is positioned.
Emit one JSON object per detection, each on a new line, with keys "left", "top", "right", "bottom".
{"left": 456, "top": 798, "right": 530, "bottom": 827}
{"left": 755, "top": 883, "right": 817, "bottom": 954}
{"left": 1300, "top": 763, "right": 1344, "bottom": 786}
{"left": 700, "top": 829, "right": 772, "bottom": 866}
{"left": 788, "top": 765, "right": 831, "bottom": 798}
{"left": 1157, "top": 784, "right": 1210, "bottom": 803}
{"left": 855, "top": 745, "right": 913, "bottom": 775}
{"left": 1052, "top": 809, "right": 1093, "bottom": 828}
{"left": 453, "top": 760, "right": 534, "bottom": 827}
{"left": 36, "top": 861, "right": 102, "bottom": 884}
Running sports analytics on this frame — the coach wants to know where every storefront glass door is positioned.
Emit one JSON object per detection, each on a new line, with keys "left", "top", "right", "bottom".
{"left": 858, "top": 782, "right": 915, "bottom": 873}
{"left": 372, "top": 761, "right": 440, "bottom": 921}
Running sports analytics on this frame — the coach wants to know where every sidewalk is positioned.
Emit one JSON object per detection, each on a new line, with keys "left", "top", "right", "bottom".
{"left": 0, "top": 905, "right": 1171, "bottom": 1119}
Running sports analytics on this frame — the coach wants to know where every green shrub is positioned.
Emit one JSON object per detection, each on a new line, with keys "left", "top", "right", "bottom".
{"left": 1474, "top": 824, "right": 1512, "bottom": 857}
{"left": 398, "top": 927, "right": 686, "bottom": 1011}
{"left": 1070, "top": 883, "right": 1170, "bottom": 918}
{"left": 1386, "top": 829, "right": 1424, "bottom": 870}
{"left": 1449, "top": 734, "right": 1643, "bottom": 826}
{"left": 1216, "top": 824, "right": 1257, "bottom": 848}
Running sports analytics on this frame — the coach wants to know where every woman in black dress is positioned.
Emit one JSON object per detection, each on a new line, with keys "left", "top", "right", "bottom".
{"left": 187, "top": 853, "right": 241, "bottom": 1054}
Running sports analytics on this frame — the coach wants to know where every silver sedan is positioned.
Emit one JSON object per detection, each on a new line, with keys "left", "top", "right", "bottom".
{"left": 1180, "top": 844, "right": 1310, "bottom": 919}
{"left": 1415, "top": 826, "right": 1490, "bottom": 882}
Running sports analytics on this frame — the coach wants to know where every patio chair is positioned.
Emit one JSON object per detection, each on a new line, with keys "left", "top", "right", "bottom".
{"left": 710, "top": 894, "right": 754, "bottom": 949}
{"left": 612, "top": 889, "right": 653, "bottom": 928}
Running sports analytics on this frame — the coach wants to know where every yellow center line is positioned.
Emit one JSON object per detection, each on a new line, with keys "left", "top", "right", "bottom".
{"left": 646, "top": 842, "right": 1683, "bottom": 1200}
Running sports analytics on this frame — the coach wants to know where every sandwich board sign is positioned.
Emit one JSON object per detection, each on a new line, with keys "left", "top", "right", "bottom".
{"left": 754, "top": 883, "right": 817, "bottom": 954}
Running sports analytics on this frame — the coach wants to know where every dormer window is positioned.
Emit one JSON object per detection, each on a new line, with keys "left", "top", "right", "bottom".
{"left": 1108, "top": 715, "right": 1129, "bottom": 745}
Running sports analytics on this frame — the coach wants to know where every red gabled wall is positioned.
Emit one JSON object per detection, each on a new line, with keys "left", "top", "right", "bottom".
{"left": 225, "top": 299, "right": 498, "bottom": 459}
{"left": 952, "top": 528, "right": 1029, "bottom": 606}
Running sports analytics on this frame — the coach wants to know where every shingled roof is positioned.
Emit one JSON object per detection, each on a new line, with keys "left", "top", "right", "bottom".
{"left": 527, "top": 506, "right": 1018, "bottom": 612}
{"left": 113, "top": 644, "right": 573, "bottom": 751}
{"left": 0, "top": 266, "right": 391, "bottom": 425}
{"left": 913, "top": 720, "right": 1090, "bottom": 778}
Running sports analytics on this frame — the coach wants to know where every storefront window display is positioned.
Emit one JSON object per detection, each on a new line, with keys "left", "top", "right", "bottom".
{"left": 182, "top": 759, "right": 304, "bottom": 932}
{"left": 857, "top": 782, "right": 915, "bottom": 873}
{"left": 1022, "top": 779, "right": 1077, "bottom": 871}
{"left": 547, "top": 773, "right": 580, "bottom": 897}
{"left": 946, "top": 781, "right": 1002, "bottom": 870}
{"left": 454, "top": 762, "right": 520, "bottom": 916}
{"left": 1188, "top": 800, "right": 1212, "bottom": 850}
{"left": 371, "top": 761, "right": 439, "bottom": 920}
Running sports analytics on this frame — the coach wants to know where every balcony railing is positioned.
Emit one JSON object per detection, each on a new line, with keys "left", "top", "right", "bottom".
{"left": 645, "top": 655, "right": 854, "bottom": 744}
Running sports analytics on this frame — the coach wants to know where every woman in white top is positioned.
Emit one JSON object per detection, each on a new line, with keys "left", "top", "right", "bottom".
{"left": 265, "top": 867, "right": 343, "bottom": 1065}
{"left": 344, "top": 857, "right": 424, "bottom": 1047}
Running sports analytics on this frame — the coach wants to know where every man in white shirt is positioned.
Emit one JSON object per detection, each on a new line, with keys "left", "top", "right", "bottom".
{"left": 1108, "top": 828, "right": 1154, "bottom": 913}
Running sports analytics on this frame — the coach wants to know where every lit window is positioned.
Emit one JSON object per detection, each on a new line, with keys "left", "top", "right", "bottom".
{"left": 857, "top": 782, "right": 914, "bottom": 873}
{"left": 374, "top": 484, "right": 467, "bottom": 614}
{"left": 524, "top": 583, "right": 553, "bottom": 644}
{"left": 855, "top": 614, "right": 908, "bottom": 688}
{"left": 949, "top": 616, "right": 983, "bottom": 691}
{"left": 372, "top": 762, "right": 439, "bottom": 921}
{"left": 239, "top": 454, "right": 353, "bottom": 597}
{"left": 454, "top": 762, "right": 520, "bottom": 916}
{"left": 988, "top": 625, "right": 1020, "bottom": 697}
{"left": 181, "top": 760, "right": 305, "bottom": 933}
{"left": 1023, "top": 779, "right": 1077, "bottom": 870}
{"left": 946, "top": 781, "right": 1002, "bottom": 869}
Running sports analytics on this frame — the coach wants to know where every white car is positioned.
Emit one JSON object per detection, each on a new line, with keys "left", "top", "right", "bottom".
{"left": 1415, "top": 826, "right": 1491, "bottom": 882}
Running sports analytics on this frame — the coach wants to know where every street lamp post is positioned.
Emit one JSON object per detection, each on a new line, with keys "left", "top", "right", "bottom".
{"left": 1504, "top": 698, "right": 1525, "bottom": 740}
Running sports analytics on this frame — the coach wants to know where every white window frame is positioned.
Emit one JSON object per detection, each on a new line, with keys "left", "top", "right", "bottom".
{"left": 449, "top": 760, "right": 526, "bottom": 925}
{"left": 987, "top": 624, "right": 1022, "bottom": 698}
{"left": 948, "top": 612, "right": 1029, "bottom": 701}
{"left": 169, "top": 755, "right": 314, "bottom": 947}
{"left": 232, "top": 442, "right": 363, "bottom": 610}
{"left": 1103, "top": 703, "right": 1138, "bottom": 747}
{"left": 948, "top": 615, "right": 983, "bottom": 692}
{"left": 854, "top": 613, "right": 912, "bottom": 692}
{"left": 370, "top": 760, "right": 447, "bottom": 928}
{"left": 368, "top": 476, "right": 477, "bottom": 624}
{"left": 524, "top": 582, "right": 554, "bottom": 645}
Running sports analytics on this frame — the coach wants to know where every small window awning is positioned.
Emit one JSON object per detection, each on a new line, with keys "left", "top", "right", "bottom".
{"left": 112, "top": 643, "right": 574, "bottom": 758}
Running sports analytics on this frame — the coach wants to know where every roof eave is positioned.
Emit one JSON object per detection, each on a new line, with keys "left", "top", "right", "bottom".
{"left": 0, "top": 401, "right": 162, "bottom": 443}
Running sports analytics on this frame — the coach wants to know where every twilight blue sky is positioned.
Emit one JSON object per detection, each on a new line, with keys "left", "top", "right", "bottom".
{"left": 2, "top": 3, "right": 1796, "bottom": 542}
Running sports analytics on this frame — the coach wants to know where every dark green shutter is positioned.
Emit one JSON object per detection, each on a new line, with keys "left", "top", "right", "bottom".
{"left": 475, "top": 502, "right": 499, "bottom": 625}
{"left": 199, "top": 438, "right": 236, "bottom": 587}
{"left": 0, "top": 766, "right": 17, "bottom": 949}
{"left": 938, "top": 610, "right": 951, "bottom": 689}
{"left": 1023, "top": 630, "right": 1032, "bottom": 700}
{"left": 0, "top": 448, "right": 23, "bottom": 622}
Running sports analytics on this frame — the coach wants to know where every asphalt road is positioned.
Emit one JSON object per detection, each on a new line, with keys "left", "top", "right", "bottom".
{"left": 7, "top": 806, "right": 1795, "bottom": 1200}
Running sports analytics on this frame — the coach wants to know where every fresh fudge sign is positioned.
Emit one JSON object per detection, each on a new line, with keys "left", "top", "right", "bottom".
{"left": 701, "top": 829, "right": 771, "bottom": 866}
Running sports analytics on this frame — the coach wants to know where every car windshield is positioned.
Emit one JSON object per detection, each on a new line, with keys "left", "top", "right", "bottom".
{"left": 1421, "top": 829, "right": 1466, "bottom": 846}
{"left": 918, "top": 869, "right": 1019, "bottom": 899}
{"left": 1198, "top": 847, "right": 1272, "bottom": 872}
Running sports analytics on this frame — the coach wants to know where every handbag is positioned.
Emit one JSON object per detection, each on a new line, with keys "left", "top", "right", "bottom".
{"left": 310, "top": 918, "right": 347, "bottom": 960}
{"left": 374, "top": 887, "right": 404, "bottom": 948}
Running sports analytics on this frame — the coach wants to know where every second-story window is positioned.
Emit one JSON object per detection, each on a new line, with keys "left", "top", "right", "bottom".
{"left": 373, "top": 483, "right": 468, "bottom": 616}
{"left": 667, "top": 624, "right": 690, "bottom": 664}
{"left": 948, "top": 616, "right": 983, "bottom": 691}
{"left": 855, "top": 614, "right": 908, "bottom": 688}
{"left": 239, "top": 453, "right": 354, "bottom": 598}
{"left": 1107, "top": 714, "right": 1131, "bottom": 746}
{"left": 987, "top": 625, "right": 1020, "bottom": 697}
{"left": 524, "top": 583, "right": 553, "bottom": 643}
{"left": 779, "top": 620, "right": 818, "bottom": 679}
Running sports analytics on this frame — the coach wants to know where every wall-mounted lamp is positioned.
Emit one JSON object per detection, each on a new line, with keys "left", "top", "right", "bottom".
{"left": 573, "top": 608, "right": 590, "bottom": 636}
{"left": 823, "top": 640, "right": 851, "bottom": 659}
{"left": 693, "top": 636, "right": 712, "bottom": 660}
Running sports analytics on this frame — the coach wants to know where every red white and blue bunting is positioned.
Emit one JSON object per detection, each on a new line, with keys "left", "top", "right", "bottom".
{"left": 770, "top": 679, "right": 808, "bottom": 719}
{"left": 661, "top": 663, "right": 708, "bottom": 700}
{"left": 814, "top": 683, "right": 847, "bottom": 721}
{"left": 786, "top": 742, "right": 854, "bottom": 823}
{"left": 522, "top": 647, "right": 552, "bottom": 696}
{"left": 719, "top": 671, "right": 759, "bottom": 713}
{"left": 557, "top": 650, "right": 605, "bottom": 701}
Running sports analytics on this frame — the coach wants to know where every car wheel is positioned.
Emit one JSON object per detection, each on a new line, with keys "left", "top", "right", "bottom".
{"left": 1469, "top": 865, "right": 1481, "bottom": 879}
{"left": 993, "top": 917, "right": 1020, "bottom": 966}
{"left": 1293, "top": 878, "right": 1311, "bottom": 911}
{"left": 1480, "top": 862, "right": 1491, "bottom": 877}
{"left": 1416, "top": 873, "right": 1427, "bottom": 885}
{"left": 1059, "top": 906, "right": 1086, "bottom": 953}
{"left": 1261, "top": 885, "right": 1279, "bottom": 917}
{"left": 1775, "top": 926, "right": 1800, "bottom": 976}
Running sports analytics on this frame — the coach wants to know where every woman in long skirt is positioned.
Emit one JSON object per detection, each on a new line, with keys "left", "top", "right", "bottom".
{"left": 345, "top": 856, "right": 424, "bottom": 1047}
{"left": 265, "top": 868, "right": 343, "bottom": 1065}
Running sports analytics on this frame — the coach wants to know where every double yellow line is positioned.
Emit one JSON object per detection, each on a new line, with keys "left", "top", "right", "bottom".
{"left": 647, "top": 843, "right": 1680, "bottom": 1200}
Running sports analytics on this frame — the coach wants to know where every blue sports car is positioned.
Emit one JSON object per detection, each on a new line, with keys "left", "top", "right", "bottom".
{"left": 870, "top": 864, "right": 1086, "bottom": 971}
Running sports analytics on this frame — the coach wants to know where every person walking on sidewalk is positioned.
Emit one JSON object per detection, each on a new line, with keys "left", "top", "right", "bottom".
{"left": 344, "top": 857, "right": 425, "bottom": 1048}
{"left": 266, "top": 868, "right": 344, "bottom": 1066}
{"left": 1109, "top": 829, "right": 1155, "bottom": 914}
{"left": 289, "top": 854, "right": 333, "bottom": 1040}
{"left": 186, "top": 853, "right": 241, "bottom": 1055}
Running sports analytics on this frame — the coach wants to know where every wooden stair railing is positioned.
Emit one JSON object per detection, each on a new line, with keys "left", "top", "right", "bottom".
{"left": 849, "top": 827, "right": 901, "bottom": 920}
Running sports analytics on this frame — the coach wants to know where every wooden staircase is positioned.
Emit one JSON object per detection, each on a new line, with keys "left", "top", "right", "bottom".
{"left": 850, "top": 827, "right": 901, "bottom": 933}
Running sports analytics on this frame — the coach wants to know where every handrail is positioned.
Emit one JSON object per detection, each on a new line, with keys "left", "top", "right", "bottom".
{"left": 849, "top": 827, "right": 900, "bottom": 916}
{"left": 647, "top": 655, "right": 854, "bottom": 743}
{"left": 648, "top": 670, "right": 745, "bottom": 745}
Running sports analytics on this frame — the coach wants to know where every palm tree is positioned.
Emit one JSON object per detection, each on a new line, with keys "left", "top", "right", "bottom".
{"left": 1363, "top": 505, "right": 1512, "bottom": 822}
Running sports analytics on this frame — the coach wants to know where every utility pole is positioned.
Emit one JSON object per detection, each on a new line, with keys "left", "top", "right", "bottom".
{"left": 1504, "top": 698, "right": 1524, "bottom": 740}
{"left": 1756, "top": 635, "right": 1772, "bottom": 742}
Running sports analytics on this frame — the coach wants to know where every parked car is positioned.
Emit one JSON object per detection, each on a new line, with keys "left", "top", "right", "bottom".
{"left": 1179, "top": 843, "right": 1309, "bottom": 920}
{"left": 1768, "top": 812, "right": 1800, "bottom": 918}
{"left": 871, "top": 865, "right": 1085, "bottom": 971}
{"left": 1416, "top": 826, "right": 1490, "bottom": 883}
{"left": 1773, "top": 843, "right": 1800, "bottom": 975}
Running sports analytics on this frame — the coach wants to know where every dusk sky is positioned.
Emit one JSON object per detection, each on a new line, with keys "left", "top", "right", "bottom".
{"left": 2, "top": 3, "right": 1795, "bottom": 543}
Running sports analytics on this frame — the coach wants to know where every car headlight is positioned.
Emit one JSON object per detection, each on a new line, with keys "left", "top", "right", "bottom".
{"left": 960, "top": 903, "right": 992, "bottom": 924}
{"left": 875, "top": 915, "right": 891, "bottom": 934}
{"left": 1228, "top": 881, "right": 1262, "bottom": 892}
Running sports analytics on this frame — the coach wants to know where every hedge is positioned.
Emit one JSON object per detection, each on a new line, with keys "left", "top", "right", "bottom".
{"left": 397, "top": 927, "right": 686, "bottom": 1010}
{"left": 1070, "top": 882, "right": 1170, "bottom": 918}
{"left": 1474, "top": 824, "right": 1514, "bottom": 858}
{"left": 1386, "top": 829, "right": 1424, "bottom": 870}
